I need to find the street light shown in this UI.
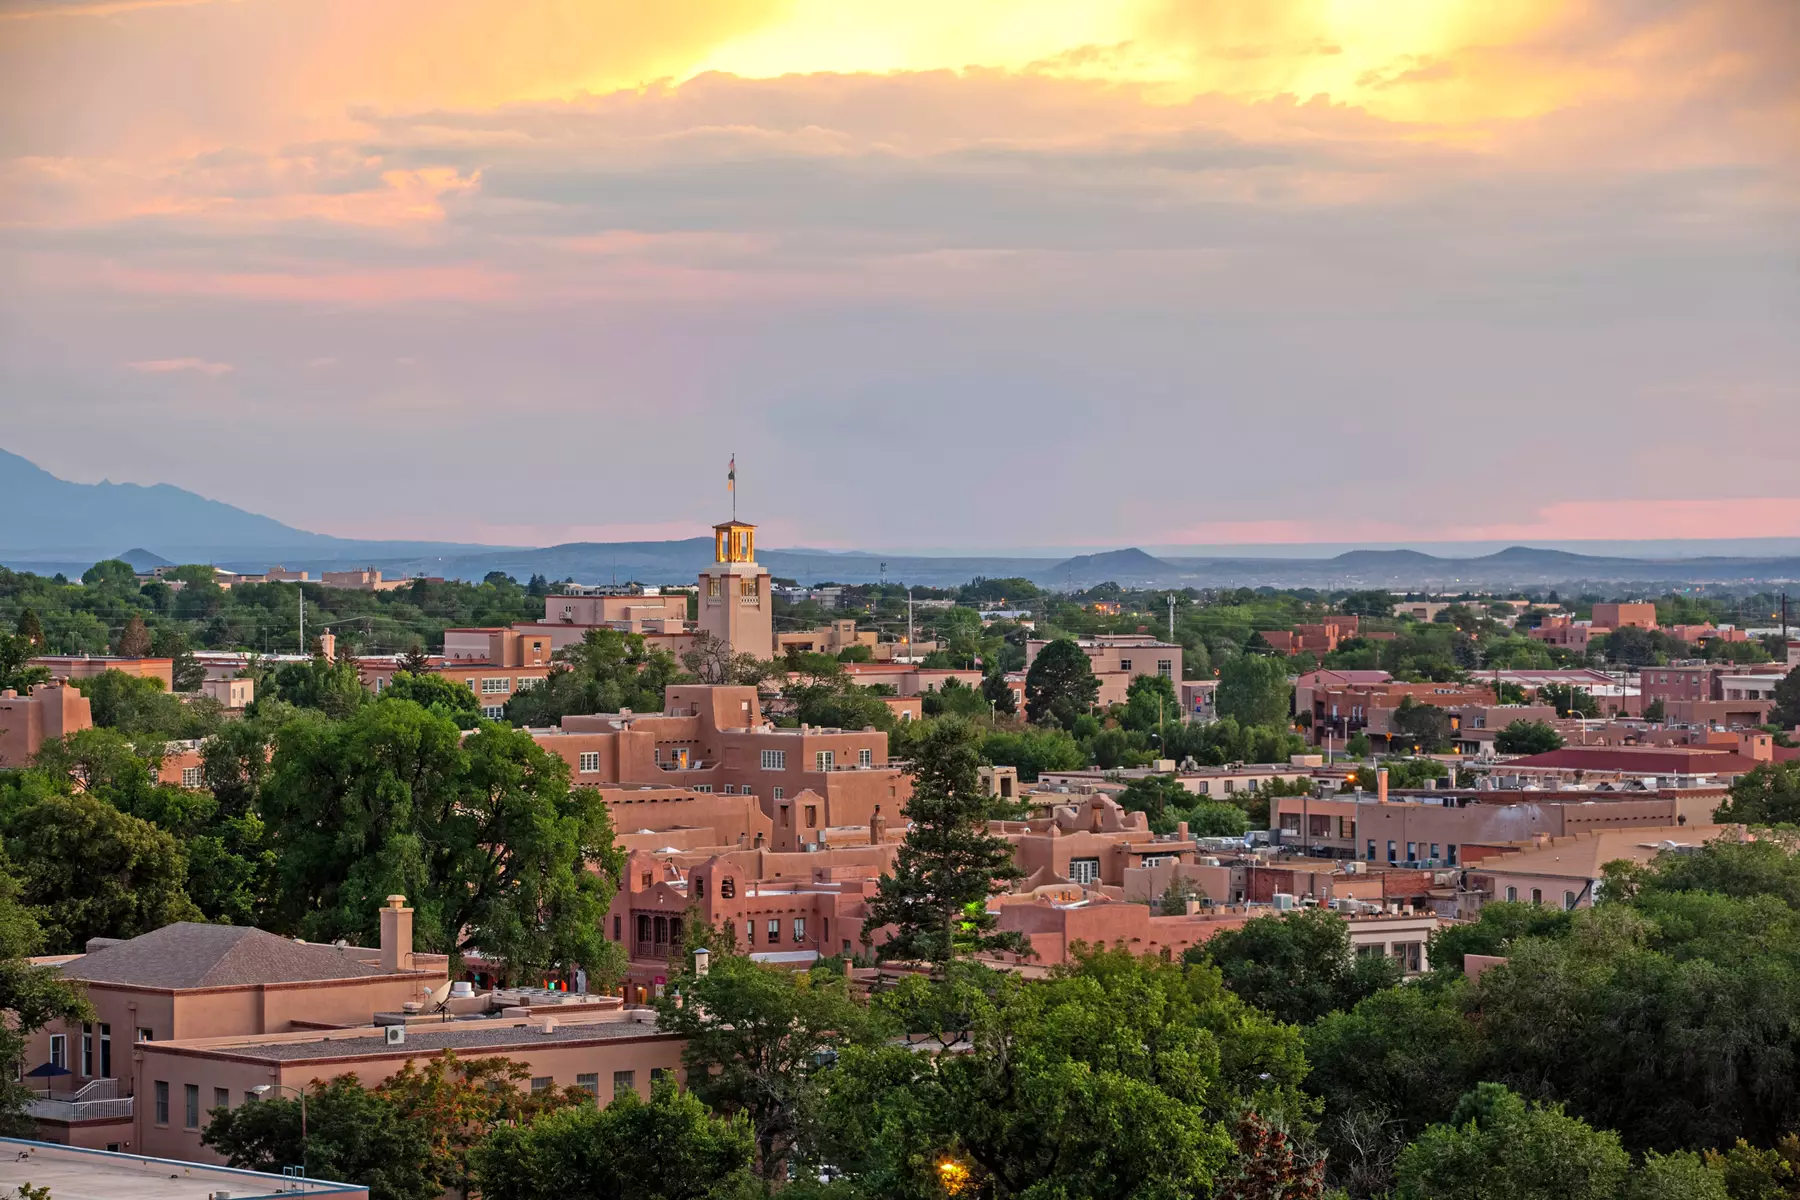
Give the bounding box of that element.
[249,1083,307,1172]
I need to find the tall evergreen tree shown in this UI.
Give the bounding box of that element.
[1023,638,1099,728]
[863,718,1026,963]
[982,669,1016,718]
[114,613,152,658]
[14,608,43,648]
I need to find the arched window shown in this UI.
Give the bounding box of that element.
[1505,887,1517,902]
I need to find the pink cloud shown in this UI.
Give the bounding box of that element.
[125,356,233,375]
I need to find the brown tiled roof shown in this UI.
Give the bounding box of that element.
[61,923,390,989]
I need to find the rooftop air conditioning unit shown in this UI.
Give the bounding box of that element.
[385,1025,406,1045]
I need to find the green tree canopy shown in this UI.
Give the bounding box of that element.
[380,669,483,729]
[1188,908,1401,1026]
[202,1076,439,1200]
[0,856,93,1134]
[0,632,51,696]
[507,629,682,728]
[1495,719,1564,755]
[1023,639,1099,728]
[260,702,625,982]
[1395,1083,1629,1200]
[1215,655,1293,727]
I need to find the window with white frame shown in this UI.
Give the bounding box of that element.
[180,766,202,788]
[515,677,538,691]
[815,750,834,771]
[693,784,713,793]
[482,705,505,720]
[858,748,872,767]
[48,1035,65,1070]
[772,787,784,800]
[761,750,786,770]
[1157,659,1173,677]
[578,752,600,774]
[1068,858,1101,885]
[481,677,510,694]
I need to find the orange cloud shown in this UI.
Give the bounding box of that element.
[125,356,234,375]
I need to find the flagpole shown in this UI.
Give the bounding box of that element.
[731,451,737,521]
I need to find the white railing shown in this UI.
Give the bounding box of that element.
[27,1094,133,1123]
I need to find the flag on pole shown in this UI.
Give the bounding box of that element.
[727,455,735,492]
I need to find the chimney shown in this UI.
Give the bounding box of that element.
[869,804,887,844]
[1176,821,1189,841]
[379,895,414,973]
[318,630,336,662]
[1377,768,1389,804]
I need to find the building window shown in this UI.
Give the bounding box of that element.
[184,1083,200,1129]
[1531,889,1543,905]
[761,750,786,770]
[745,920,754,945]
[1069,858,1100,885]
[708,577,722,599]
[98,1024,110,1078]
[1118,658,1132,673]
[575,1072,599,1098]
[1197,782,1210,795]
[181,766,203,788]
[723,784,735,794]
[772,787,784,800]
[767,919,781,944]
[482,705,505,719]
[1406,842,1416,862]
[858,748,872,767]
[1387,841,1397,864]
[613,915,622,941]
[1447,845,1458,866]
[1506,886,1518,901]
[531,1077,552,1093]
[214,1087,229,1115]
[1430,844,1440,861]
[1366,840,1376,861]
[614,1070,636,1098]
[695,875,708,902]
[1564,891,1579,910]
[481,677,510,694]
[692,784,713,793]
[82,1026,92,1076]
[650,1067,670,1086]
[578,751,600,773]
[48,1035,65,1070]
[815,750,834,771]
[720,876,735,899]
[515,677,537,691]
[154,1081,169,1125]
[637,914,651,945]
[136,1028,153,1042]
[1157,659,1173,678]
[793,918,806,942]
[805,805,817,828]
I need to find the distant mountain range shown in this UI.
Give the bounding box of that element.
[2,448,1797,590]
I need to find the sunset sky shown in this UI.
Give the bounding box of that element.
[2,0,1796,550]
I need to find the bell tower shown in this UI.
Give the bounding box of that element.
[698,520,774,659]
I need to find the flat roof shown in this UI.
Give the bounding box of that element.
[195,1017,668,1063]
[0,1139,362,1199]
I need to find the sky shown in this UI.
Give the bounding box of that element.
[1,0,1797,551]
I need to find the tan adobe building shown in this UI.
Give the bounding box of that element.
[530,685,909,833]
[25,902,447,1152]
[30,656,174,689]
[1465,824,1744,910]
[0,681,91,767]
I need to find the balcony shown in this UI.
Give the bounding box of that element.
[28,1078,132,1124]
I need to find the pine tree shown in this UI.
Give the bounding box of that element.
[863,718,1027,964]
[14,608,43,648]
[115,613,152,658]
[982,670,1016,718]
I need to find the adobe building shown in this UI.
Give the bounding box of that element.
[699,520,774,659]
[1464,824,1743,910]
[25,899,448,1151]
[530,684,909,832]
[29,656,174,690]
[0,681,91,767]
[1591,602,1658,630]
[128,1006,682,1166]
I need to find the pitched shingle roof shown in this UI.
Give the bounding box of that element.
[61,923,390,989]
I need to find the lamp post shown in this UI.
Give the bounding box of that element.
[249,1083,307,1173]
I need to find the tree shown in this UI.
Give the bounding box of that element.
[202,1075,439,1200]
[1714,762,1800,827]
[1495,720,1564,755]
[378,1051,589,1197]
[1426,900,1573,974]
[72,669,223,742]
[1345,732,1371,759]
[471,1076,758,1200]
[0,632,50,696]
[114,612,152,657]
[804,950,1267,1200]
[1391,697,1453,753]
[508,629,681,727]
[80,559,137,590]
[395,645,434,676]
[14,608,44,648]
[380,670,483,729]
[270,652,368,718]
[1216,1111,1326,1200]
[0,785,201,952]
[1216,655,1292,727]
[1121,671,1179,738]
[260,703,625,983]
[981,670,1016,718]
[0,856,93,1135]
[655,954,880,1180]
[1117,774,1190,825]
[150,627,207,692]
[978,725,1086,781]
[682,630,774,688]
[1341,591,1395,618]
[863,719,1026,963]
[1541,683,1601,718]
[1394,1084,1629,1200]
[1023,639,1099,728]
[1774,665,1800,730]
[1189,908,1401,1026]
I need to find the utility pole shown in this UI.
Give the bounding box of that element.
[907,588,914,665]
[1167,594,1176,641]
[298,588,305,655]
